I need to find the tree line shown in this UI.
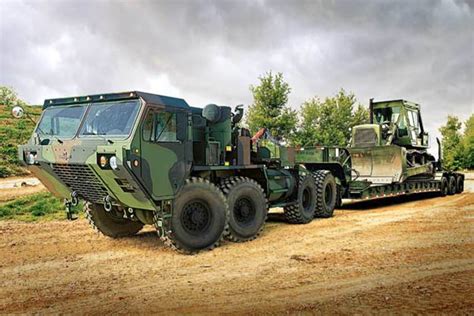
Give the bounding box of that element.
[245,72,473,171]
[0,80,472,171]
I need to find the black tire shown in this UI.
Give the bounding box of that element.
[155,177,229,254]
[455,176,464,194]
[448,176,457,195]
[440,176,448,196]
[313,170,337,218]
[335,185,343,209]
[284,174,317,224]
[84,202,144,238]
[220,177,268,242]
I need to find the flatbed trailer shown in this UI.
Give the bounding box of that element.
[295,146,465,205]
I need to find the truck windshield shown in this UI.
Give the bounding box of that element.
[80,100,140,138]
[36,105,87,138]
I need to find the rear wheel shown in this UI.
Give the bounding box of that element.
[448,176,457,195]
[335,185,343,209]
[284,174,317,224]
[155,177,228,254]
[440,177,448,196]
[456,176,464,194]
[313,170,337,218]
[84,202,144,238]
[220,177,268,242]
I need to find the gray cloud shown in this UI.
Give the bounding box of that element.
[1,0,472,150]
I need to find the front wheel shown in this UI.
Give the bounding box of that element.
[84,202,144,238]
[155,177,229,254]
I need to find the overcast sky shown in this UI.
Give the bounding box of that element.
[1,0,473,145]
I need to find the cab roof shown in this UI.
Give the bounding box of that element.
[43,91,191,109]
[372,99,420,110]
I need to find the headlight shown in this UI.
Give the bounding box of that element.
[25,152,37,165]
[99,155,108,168]
[109,156,118,170]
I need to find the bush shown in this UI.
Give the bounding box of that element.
[0,192,82,221]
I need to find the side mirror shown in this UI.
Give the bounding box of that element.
[11,106,25,119]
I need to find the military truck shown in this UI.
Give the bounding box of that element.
[12,93,463,254]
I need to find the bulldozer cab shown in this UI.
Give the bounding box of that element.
[370,99,429,149]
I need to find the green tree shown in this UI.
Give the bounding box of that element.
[0,86,27,107]
[439,115,464,170]
[462,114,474,169]
[295,89,369,146]
[246,72,297,140]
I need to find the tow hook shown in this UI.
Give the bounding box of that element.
[64,199,78,221]
[71,191,79,206]
[103,195,113,212]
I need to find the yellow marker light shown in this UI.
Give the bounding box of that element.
[225,146,232,152]
[99,156,108,168]
[224,161,230,166]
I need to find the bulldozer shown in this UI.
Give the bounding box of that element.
[348,99,438,184]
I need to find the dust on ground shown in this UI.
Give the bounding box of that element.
[1,190,473,314]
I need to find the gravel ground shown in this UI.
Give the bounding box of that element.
[1,186,473,314]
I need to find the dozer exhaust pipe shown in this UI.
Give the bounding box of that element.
[369,98,374,124]
[436,137,443,171]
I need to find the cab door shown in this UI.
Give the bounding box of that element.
[138,107,191,200]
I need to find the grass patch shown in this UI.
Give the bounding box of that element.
[0,192,82,221]
[0,104,42,178]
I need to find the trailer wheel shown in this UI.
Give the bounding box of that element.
[284,174,317,224]
[456,176,464,194]
[335,185,343,209]
[440,177,448,196]
[313,170,337,218]
[448,176,457,195]
[84,202,144,238]
[155,177,229,254]
[220,177,268,242]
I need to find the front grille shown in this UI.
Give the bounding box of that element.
[354,128,378,147]
[52,163,108,203]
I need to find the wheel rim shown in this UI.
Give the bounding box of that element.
[324,184,333,206]
[181,199,212,235]
[302,187,313,212]
[234,197,256,226]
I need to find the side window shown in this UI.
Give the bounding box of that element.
[410,110,419,129]
[407,110,419,129]
[398,115,408,137]
[142,112,154,141]
[154,112,177,142]
[142,110,178,142]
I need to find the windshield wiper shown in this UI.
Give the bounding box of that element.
[82,131,113,144]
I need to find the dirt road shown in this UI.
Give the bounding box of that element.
[1,192,473,314]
